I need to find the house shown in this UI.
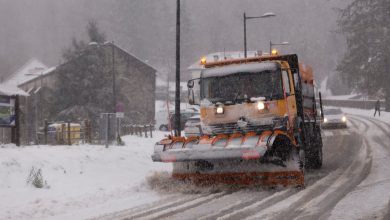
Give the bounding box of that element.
[3,42,156,144]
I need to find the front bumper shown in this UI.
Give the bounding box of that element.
[152,146,267,162]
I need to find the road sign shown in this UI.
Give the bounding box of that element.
[116,102,124,113]
[116,112,124,118]
[0,95,16,127]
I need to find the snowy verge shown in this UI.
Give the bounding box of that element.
[0,132,171,220]
[340,107,390,124]
[328,108,390,219]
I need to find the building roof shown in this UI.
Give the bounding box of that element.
[0,58,50,96]
[105,42,157,75]
[5,42,156,90]
[0,83,29,96]
[4,58,49,87]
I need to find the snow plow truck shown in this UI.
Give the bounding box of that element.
[152,52,323,187]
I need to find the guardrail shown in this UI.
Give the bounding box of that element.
[320,99,385,110]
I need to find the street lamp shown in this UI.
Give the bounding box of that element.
[89,41,119,144]
[269,41,289,54]
[243,12,276,58]
[88,41,116,112]
[174,0,181,136]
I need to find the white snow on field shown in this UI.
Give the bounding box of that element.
[0,132,171,220]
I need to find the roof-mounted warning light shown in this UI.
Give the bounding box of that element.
[200,57,207,65]
[271,49,279,56]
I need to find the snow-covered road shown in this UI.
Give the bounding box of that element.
[94,115,390,220]
[1,114,389,220]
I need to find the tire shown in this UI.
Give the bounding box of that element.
[306,146,322,169]
[159,124,168,131]
[305,127,323,169]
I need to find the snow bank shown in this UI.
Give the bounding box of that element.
[340,107,390,124]
[0,132,171,220]
[327,107,390,219]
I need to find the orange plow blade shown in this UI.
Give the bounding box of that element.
[152,131,304,187]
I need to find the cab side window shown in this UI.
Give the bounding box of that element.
[282,70,291,95]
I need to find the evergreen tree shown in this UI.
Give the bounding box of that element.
[337,0,390,109]
[51,21,112,121]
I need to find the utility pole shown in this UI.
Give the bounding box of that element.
[244,13,247,58]
[112,41,116,113]
[111,41,120,142]
[175,0,181,136]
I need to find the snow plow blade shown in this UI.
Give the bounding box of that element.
[152,132,304,187]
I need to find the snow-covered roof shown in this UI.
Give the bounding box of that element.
[0,83,29,96]
[103,42,157,74]
[4,58,49,87]
[188,51,260,71]
[202,62,278,78]
[17,66,57,87]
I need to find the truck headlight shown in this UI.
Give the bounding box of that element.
[323,118,328,123]
[216,106,224,114]
[257,101,265,110]
[342,116,347,122]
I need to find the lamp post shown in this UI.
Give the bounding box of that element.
[174,0,181,136]
[269,41,289,54]
[88,41,116,112]
[243,12,276,58]
[111,41,116,114]
[89,41,119,143]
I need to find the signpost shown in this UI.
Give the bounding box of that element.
[115,102,124,144]
[0,95,20,146]
[0,95,16,127]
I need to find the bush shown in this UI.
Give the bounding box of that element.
[27,167,49,189]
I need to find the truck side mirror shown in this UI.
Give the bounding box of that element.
[187,80,194,89]
[319,92,324,120]
[187,78,200,105]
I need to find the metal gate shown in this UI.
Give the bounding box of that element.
[99,113,117,147]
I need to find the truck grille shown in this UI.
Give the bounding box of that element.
[204,122,273,135]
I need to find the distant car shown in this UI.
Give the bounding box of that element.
[159,111,199,131]
[322,108,347,128]
[184,115,201,137]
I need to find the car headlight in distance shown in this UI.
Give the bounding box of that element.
[342,116,347,122]
[257,101,265,110]
[216,106,224,114]
[324,118,328,123]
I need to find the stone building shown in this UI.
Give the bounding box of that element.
[4,42,156,144]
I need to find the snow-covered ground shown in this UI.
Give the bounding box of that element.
[1,107,390,220]
[0,132,171,220]
[328,107,390,219]
[341,106,390,123]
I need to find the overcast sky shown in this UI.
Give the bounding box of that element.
[0,0,350,81]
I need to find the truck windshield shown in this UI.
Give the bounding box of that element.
[201,69,283,103]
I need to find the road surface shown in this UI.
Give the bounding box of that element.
[93,115,390,220]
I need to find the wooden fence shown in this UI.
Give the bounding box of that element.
[121,124,154,138]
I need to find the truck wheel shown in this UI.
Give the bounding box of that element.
[305,128,323,169]
[306,147,322,169]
